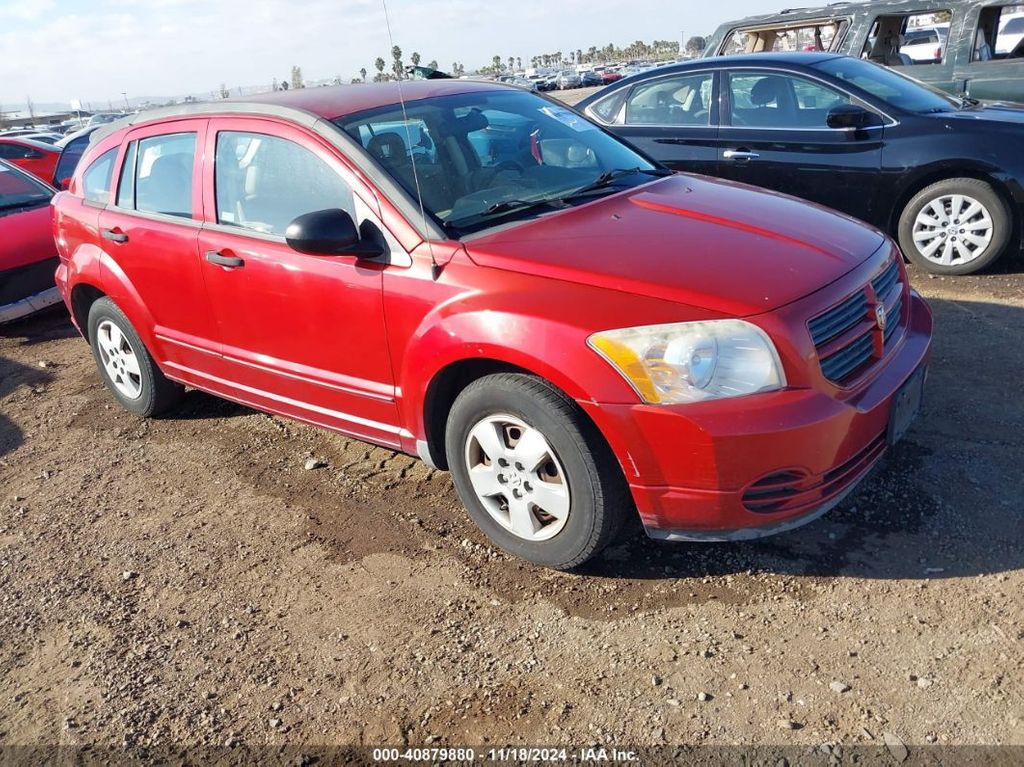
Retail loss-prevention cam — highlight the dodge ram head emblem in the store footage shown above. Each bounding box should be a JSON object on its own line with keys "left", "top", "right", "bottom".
{"left": 875, "top": 304, "right": 887, "bottom": 333}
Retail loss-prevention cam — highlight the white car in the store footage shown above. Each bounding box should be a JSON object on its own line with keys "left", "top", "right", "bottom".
{"left": 900, "top": 26, "right": 948, "bottom": 63}
{"left": 997, "top": 14, "right": 1024, "bottom": 55}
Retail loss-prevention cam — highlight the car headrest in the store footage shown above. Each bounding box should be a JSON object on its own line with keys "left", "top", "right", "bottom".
{"left": 453, "top": 108, "right": 489, "bottom": 134}
{"left": 367, "top": 133, "right": 408, "bottom": 164}
{"left": 751, "top": 76, "right": 786, "bottom": 106}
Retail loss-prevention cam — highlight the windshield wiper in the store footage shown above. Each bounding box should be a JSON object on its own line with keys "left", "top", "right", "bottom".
{"left": 0, "top": 199, "right": 49, "bottom": 213}
{"left": 443, "top": 197, "right": 565, "bottom": 233}
{"left": 559, "top": 167, "right": 673, "bottom": 201}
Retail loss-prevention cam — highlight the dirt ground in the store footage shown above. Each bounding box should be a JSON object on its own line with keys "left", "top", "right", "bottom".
{"left": 1, "top": 106, "right": 1023, "bottom": 755}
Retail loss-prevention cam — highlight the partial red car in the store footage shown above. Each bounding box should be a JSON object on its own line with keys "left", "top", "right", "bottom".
{"left": 0, "top": 160, "right": 61, "bottom": 323}
{"left": 600, "top": 69, "right": 624, "bottom": 84}
{"left": 52, "top": 82, "right": 932, "bottom": 568}
{"left": 0, "top": 137, "right": 60, "bottom": 183}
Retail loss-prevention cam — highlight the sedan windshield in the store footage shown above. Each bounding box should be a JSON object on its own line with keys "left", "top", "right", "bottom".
{"left": 812, "top": 56, "right": 960, "bottom": 114}
{"left": 0, "top": 161, "right": 52, "bottom": 213}
{"left": 334, "top": 89, "right": 661, "bottom": 235}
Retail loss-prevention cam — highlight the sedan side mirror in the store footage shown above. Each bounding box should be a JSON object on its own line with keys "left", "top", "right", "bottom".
{"left": 827, "top": 104, "right": 881, "bottom": 131}
{"left": 285, "top": 208, "right": 385, "bottom": 259}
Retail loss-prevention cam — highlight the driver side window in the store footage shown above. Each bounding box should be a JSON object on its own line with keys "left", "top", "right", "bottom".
{"left": 728, "top": 72, "right": 850, "bottom": 128}
{"left": 215, "top": 131, "right": 354, "bottom": 236}
{"left": 624, "top": 73, "right": 714, "bottom": 126}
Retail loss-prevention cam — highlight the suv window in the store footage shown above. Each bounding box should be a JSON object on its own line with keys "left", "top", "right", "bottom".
{"left": 215, "top": 131, "right": 354, "bottom": 236}
{"left": 728, "top": 72, "right": 849, "bottom": 128}
{"left": 624, "top": 73, "right": 714, "bottom": 126}
{"left": 721, "top": 20, "right": 846, "bottom": 55}
{"left": 981, "top": 6, "right": 1024, "bottom": 59}
{"left": 864, "top": 12, "right": 951, "bottom": 66}
{"left": 82, "top": 148, "right": 117, "bottom": 204}
{"left": 135, "top": 133, "right": 196, "bottom": 218}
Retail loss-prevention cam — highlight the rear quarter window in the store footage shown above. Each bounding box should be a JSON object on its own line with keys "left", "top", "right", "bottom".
{"left": 82, "top": 148, "right": 117, "bottom": 204}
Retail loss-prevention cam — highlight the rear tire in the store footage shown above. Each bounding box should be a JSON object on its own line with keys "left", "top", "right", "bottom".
{"left": 87, "top": 297, "right": 184, "bottom": 417}
{"left": 898, "top": 178, "right": 1012, "bottom": 275}
{"left": 445, "top": 373, "right": 631, "bottom": 570}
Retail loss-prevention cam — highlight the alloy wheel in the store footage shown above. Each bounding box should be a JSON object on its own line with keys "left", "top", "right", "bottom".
{"left": 96, "top": 320, "right": 143, "bottom": 400}
{"left": 911, "top": 193, "right": 994, "bottom": 267}
{"left": 463, "top": 414, "right": 571, "bottom": 541}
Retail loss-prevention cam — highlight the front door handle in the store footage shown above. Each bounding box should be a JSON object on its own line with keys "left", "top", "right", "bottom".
{"left": 101, "top": 228, "right": 128, "bottom": 243}
{"left": 723, "top": 149, "right": 761, "bottom": 161}
{"left": 204, "top": 251, "right": 245, "bottom": 268}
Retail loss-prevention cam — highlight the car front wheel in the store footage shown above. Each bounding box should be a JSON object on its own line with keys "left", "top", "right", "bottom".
{"left": 898, "top": 178, "right": 1012, "bottom": 275}
{"left": 445, "top": 373, "right": 630, "bottom": 569}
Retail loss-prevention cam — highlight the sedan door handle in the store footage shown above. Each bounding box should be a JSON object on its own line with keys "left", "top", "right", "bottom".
{"left": 101, "top": 228, "right": 129, "bottom": 243}
{"left": 204, "top": 251, "right": 245, "bottom": 268}
{"left": 723, "top": 149, "right": 761, "bottom": 161}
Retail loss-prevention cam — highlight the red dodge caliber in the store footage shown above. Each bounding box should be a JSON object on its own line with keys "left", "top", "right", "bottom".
{"left": 52, "top": 81, "right": 932, "bottom": 568}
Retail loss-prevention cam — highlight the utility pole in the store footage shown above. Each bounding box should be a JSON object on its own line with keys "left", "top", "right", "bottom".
{"left": 122, "top": 91, "right": 130, "bottom": 111}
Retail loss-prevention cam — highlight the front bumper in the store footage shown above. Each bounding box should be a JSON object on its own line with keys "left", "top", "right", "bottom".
{"left": 579, "top": 291, "right": 932, "bottom": 540}
{"left": 0, "top": 257, "right": 62, "bottom": 324}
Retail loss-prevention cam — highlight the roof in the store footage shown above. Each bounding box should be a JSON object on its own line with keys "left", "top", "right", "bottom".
{"left": 234, "top": 79, "right": 507, "bottom": 119}
{"left": 714, "top": 0, "right": 966, "bottom": 28}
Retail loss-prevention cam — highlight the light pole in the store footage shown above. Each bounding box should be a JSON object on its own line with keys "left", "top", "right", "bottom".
{"left": 122, "top": 92, "right": 130, "bottom": 111}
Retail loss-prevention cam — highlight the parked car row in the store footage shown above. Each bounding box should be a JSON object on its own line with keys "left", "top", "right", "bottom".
{"left": 578, "top": 52, "right": 1024, "bottom": 275}
{"left": 39, "top": 79, "right": 931, "bottom": 569}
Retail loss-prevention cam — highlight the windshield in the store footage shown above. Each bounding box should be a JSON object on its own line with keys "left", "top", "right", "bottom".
{"left": 334, "top": 89, "right": 659, "bottom": 235}
{"left": 0, "top": 161, "right": 52, "bottom": 212}
{"left": 812, "top": 56, "right": 959, "bottom": 114}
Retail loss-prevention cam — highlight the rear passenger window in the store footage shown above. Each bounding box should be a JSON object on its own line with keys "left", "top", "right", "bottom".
{"left": 116, "top": 141, "right": 137, "bottom": 209}
{"left": 625, "top": 73, "right": 714, "bottom": 126}
{"left": 728, "top": 72, "right": 850, "bottom": 128}
{"left": 135, "top": 133, "right": 196, "bottom": 218}
{"left": 82, "top": 148, "right": 117, "bottom": 204}
{"left": 215, "top": 131, "right": 354, "bottom": 236}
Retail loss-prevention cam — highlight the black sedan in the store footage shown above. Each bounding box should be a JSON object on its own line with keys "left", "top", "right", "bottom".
{"left": 576, "top": 52, "right": 1024, "bottom": 275}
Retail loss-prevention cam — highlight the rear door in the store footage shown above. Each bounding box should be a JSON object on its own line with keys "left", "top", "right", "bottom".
{"left": 196, "top": 117, "right": 401, "bottom": 446}
{"left": 716, "top": 68, "right": 886, "bottom": 223}
{"left": 594, "top": 70, "right": 720, "bottom": 176}
{"left": 97, "top": 119, "right": 221, "bottom": 375}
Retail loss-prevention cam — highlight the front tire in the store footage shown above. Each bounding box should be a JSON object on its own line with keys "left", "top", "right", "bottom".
{"left": 898, "top": 178, "right": 1012, "bottom": 275}
{"left": 87, "top": 297, "right": 184, "bottom": 417}
{"left": 445, "top": 373, "right": 631, "bottom": 569}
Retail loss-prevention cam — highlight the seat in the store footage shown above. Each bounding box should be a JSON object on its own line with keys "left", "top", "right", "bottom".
{"left": 975, "top": 29, "right": 994, "bottom": 61}
{"left": 367, "top": 133, "right": 409, "bottom": 168}
{"left": 747, "top": 76, "right": 794, "bottom": 126}
{"left": 138, "top": 154, "right": 192, "bottom": 217}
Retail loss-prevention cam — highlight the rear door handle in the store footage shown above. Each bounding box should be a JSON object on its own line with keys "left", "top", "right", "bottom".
{"left": 101, "top": 228, "right": 128, "bottom": 243}
{"left": 204, "top": 251, "right": 245, "bottom": 268}
{"left": 723, "top": 149, "right": 761, "bottom": 161}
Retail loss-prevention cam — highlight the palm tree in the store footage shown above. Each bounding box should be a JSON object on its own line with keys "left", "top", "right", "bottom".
{"left": 359, "top": 67, "right": 367, "bottom": 82}
{"left": 391, "top": 45, "right": 403, "bottom": 79}
{"left": 374, "top": 57, "right": 387, "bottom": 82}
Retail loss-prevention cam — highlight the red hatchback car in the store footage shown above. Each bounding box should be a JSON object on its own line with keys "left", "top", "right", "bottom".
{"left": 0, "top": 137, "right": 60, "bottom": 183}
{"left": 1, "top": 160, "right": 61, "bottom": 323}
{"left": 52, "top": 81, "right": 932, "bottom": 568}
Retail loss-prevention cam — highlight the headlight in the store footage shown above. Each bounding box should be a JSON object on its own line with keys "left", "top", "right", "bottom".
{"left": 588, "top": 319, "right": 786, "bottom": 405}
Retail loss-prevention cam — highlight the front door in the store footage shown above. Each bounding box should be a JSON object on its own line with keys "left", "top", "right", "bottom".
{"left": 97, "top": 119, "right": 221, "bottom": 375}
{"left": 716, "top": 69, "right": 885, "bottom": 225}
{"left": 197, "top": 118, "right": 401, "bottom": 447}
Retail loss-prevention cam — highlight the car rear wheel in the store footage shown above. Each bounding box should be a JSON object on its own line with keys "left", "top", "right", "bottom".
{"left": 445, "top": 373, "right": 630, "bottom": 569}
{"left": 87, "top": 297, "right": 184, "bottom": 417}
{"left": 898, "top": 178, "right": 1012, "bottom": 275}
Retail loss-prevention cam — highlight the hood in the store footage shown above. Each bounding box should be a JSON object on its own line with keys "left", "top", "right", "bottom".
{"left": 464, "top": 175, "right": 885, "bottom": 316}
{"left": 0, "top": 204, "right": 57, "bottom": 272}
{"left": 935, "top": 102, "right": 1024, "bottom": 126}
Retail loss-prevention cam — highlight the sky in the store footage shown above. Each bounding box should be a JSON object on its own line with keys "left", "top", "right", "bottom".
{"left": 0, "top": 0, "right": 781, "bottom": 108}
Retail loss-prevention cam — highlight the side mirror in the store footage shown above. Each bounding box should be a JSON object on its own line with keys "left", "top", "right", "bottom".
{"left": 827, "top": 104, "right": 881, "bottom": 130}
{"left": 285, "top": 208, "right": 384, "bottom": 258}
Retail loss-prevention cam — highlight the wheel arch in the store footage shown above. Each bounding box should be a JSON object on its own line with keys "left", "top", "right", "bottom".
{"left": 69, "top": 282, "right": 107, "bottom": 342}
{"left": 888, "top": 165, "right": 1019, "bottom": 241}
